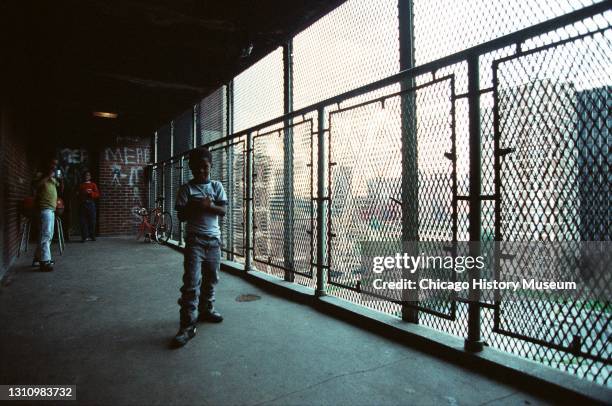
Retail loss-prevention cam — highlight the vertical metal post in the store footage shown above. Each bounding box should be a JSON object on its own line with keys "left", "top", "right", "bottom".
{"left": 465, "top": 54, "right": 484, "bottom": 352}
{"left": 283, "top": 41, "right": 295, "bottom": 282}
{"left": 315, "top": 107, "right": 327, "bottom": 297}
{"left": 226, "top": 144, "right": 235, "bottom": 262}
{"left": 160, "top": 161, "right": 165, "bottom": 212}
{"left": 399, "top": 0, "right": 419, "bottom": 323}
{"left": 192, "top": 104, "right": 198, "bottom": 148}
{"left": 170, "top": 120, "right": 174, "bottom": 156}
{"left": 153, "top": 131, "right": 158, "bottom": 163}
{"left": 147, "top": 165, "right": 152, "bottom": 210}
{"left": 189, "top": 105, "right": 196, "bottom": 246}
{"left": 168, "top": 121, "right": 175, "bottom": 214}
{"left": 179, "top": 156, "right": 185, "bottom": 246}
{"left": 227, "top": 82, "right": 234, "bottom": 137}
{"left": 245, "top": 131, "right": 254, "bottom": 272}
{"left": 152, "top": 131, "right": 158, "bottom": 209}
{"left": 227, "top": 81, "right": 235, "bottom": 261}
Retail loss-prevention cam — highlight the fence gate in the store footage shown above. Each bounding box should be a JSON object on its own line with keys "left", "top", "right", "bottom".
{"left": 492, "top": 27, "right": 611, "bottom": 381}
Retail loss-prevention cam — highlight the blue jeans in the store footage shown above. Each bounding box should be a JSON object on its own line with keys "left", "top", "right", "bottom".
{"left": 178, "top": 234, "right": 221, "bottom": 327}
{"left": 79, "top": 201, "right": 96, "bottom": 240}
{"left": 35, "top": 209, "right": 55, "bottom": 262}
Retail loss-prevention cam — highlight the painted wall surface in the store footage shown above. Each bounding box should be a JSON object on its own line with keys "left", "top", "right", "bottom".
{"left": 98, "top": 137, "right": 151, "bottom": 235}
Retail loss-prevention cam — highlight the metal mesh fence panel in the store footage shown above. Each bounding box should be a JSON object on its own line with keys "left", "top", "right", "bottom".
{"left": 327, "top": 95, "right": 401, "bottom": 295}
{"left": 163, "top": 161, "right": 172, "bottom": 225}
{"left": 252, "top": 129, "right": 285, "bottom": 279}
{"left": 148, "top": 165, "right": 157, "bottom": 209}
{"left": 484, "top": 17, "right": 612, "bottom": 384}
{"left": 197, "top": 87, "right": 227, "bottom": 146}
{"left": 208, "top": 146, "right": 227, "bottom": 250}
{"left": 295, "top": 111, "right": 320, "bottom": 291}
{"left": 326, "top": 76, "right": 467, "bottom": 321}
{"left": 170, "top": 158, "right": 182, "bottom": 242}
{"left": 229, "top": 138, "right": 246, "bottom": 258}
{"left": 291, "top": 120, "right": 316, "bottom": 279}
{"left": 233, "top": 48, "right": 284, "bottom": 133}
{"left": 412, "top": 0, "right": 602, "bottom": 65}
{"left": 408, "top": 67, "right": 472, "bottom": 336}
{"left": 202, "top": 138, "right": 248, "bottom": 259}
{"left": 173, "top": 109, "right": 194, "bottom": 155}
{"left": 156, "top": 163, "right": 164, "bottom": 207}
{"left": 157, "top": 124, "right": 172, "bottom": 162}
{"left": 181, "top": 154, "right": 194, "bottom": 245}
{"left": 252, "top": 120, "right": 315, "bottom": 279}
{"left": 293, "top": 0, "right": 399, "bottom": 110}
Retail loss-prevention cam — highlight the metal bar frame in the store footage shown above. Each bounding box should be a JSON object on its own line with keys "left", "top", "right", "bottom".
{"left": 399, "top": 0, "right": 419, "bottom": 323}
{"left": 315, "top": 107, "right": 328, "bottom": 297}
{"left": 283, "top": 40, "right": 296, "bottom": 282}
{"left": 251, "top": 120, "right": 315, "bottom": 278}
{"left": 245, "top": 131, "right": 254, "bottom": 272}
{"left": 179, "top": 156, "right": 184, "bottom": 246}
{"left": 464, "top": 54, "right": 484, "bottom": 352}
{"left": 209, "top": 139, "right": 246, "bottom": 259}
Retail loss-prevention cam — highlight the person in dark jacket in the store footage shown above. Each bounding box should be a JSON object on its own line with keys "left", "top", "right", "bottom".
{"left": 77, "top": 170, "right": 100, "bottom": 242}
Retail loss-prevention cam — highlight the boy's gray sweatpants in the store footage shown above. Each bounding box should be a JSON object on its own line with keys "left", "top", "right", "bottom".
{"left": 178, "top": 234, "right": 221, "bottom": 327}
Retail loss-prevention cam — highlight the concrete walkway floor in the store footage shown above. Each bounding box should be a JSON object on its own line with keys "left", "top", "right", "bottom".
{"left": 0, "top": 238, "right": 551, "bottom": 406}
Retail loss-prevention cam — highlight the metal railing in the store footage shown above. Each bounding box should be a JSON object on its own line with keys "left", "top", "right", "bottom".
{"left": 148, "top": 2, "right": 611, "bottom": 386}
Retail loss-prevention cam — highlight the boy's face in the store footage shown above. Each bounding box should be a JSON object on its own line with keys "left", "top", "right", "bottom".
{"left": 84, "top": 172, "right": 91, "bottom": 181}
{"left": 48, "top": 159, "right": 59, "bottom": 174}
{"left": 190, "top": 159, "right": 211, "bottom": 183}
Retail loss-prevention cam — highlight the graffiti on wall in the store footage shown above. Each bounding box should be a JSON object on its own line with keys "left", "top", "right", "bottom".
{"left": 58, "top": 148, "right": 90, "bottom": 190}
{"left": 104, "top": 146, "right": 150, "bottom": 223}
{"left": 57, "top": 148, "right": 91, "bottom": 235}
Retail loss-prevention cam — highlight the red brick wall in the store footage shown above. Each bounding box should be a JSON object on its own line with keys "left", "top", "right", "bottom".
{"left": 0, "top": 102, "right": 38, "bottom": 277}
{"left": 98, "top": 136, "right": 151, "bottom": 235}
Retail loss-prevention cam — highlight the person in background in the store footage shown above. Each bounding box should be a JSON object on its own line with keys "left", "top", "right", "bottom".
{"left": 77, "top": 170, "right": 100, "bottom": 242}
{"left": 32, "top": 158, "right": 63, "bottom": 271}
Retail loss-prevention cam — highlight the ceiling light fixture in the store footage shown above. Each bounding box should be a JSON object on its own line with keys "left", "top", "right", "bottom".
{"left": 93, "top": 111, "right": 118, "bottom": 119}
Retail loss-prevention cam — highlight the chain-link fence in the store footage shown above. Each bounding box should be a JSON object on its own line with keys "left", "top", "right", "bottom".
{"left": 147, "top": 0, "right": 611, "bottom": 387}
{"left": 197, "top": 87, "right": 226, "bottom": 146}
{"left": 173, "top": 109, "right": 194, "bottom": 156}
{"left": 252, "top": 120, "right": 316, "bottom": 279}
{"left": 233, "top": 47, "right": 284, "bottom": 133}
{"left": 293, "top": 0, "right": 400, "bottom": 110}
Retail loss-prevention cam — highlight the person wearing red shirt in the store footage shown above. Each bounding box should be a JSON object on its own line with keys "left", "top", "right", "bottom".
{"left": 78, "top": 171, "right": 100, "bottom": 242}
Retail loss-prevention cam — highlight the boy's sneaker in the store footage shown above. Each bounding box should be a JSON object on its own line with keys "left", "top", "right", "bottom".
{"left": 198, "top": 308, "right": 223, "bottom": 323}
{"left": 171, "top": 325, "right": 197, "bottom": 348}
{"left": 40, "top": 261, "right": 54, "bottom": 272}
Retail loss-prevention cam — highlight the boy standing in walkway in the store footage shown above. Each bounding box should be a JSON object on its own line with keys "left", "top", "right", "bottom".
{"left": 32, "top": 158, "right": 63, "bottom": 272}
{"left": 173, "top": 147, "right": 227, "bottom": 347}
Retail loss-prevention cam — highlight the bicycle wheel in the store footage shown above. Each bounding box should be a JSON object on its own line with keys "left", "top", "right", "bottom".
{"left": 154, "top": 211, "right": 173, "bottom": 243}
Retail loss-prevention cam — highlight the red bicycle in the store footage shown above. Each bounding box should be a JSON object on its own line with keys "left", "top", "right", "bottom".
{"left": 136, "top": 197, "right": 173, "bottom": 243}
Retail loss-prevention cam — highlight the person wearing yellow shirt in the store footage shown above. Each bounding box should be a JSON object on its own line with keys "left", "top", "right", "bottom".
{"left": 32, "top": 158, "right": 63, "bottom": 272}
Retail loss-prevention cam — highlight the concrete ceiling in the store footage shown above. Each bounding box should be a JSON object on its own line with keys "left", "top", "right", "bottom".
{"left": 0, "top": 0, "right": 345, "bottom": 145}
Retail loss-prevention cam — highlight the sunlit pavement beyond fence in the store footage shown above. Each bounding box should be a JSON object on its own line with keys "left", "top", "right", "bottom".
{"left": 0, "top": 238, "right": 552, "bottom": 405}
